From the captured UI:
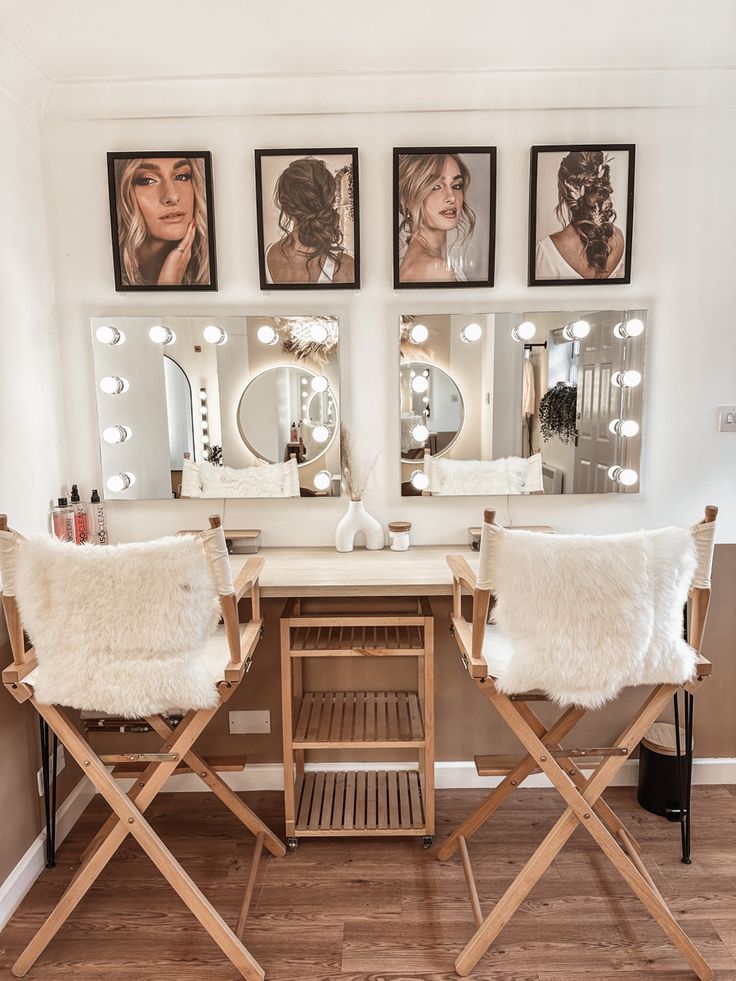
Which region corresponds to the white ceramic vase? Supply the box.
[335,500,384,552]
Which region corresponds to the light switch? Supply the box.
[717,406,736,432]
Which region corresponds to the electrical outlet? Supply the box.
[717,406,736,432]
[229,710,270,734]
[37,745,65,796]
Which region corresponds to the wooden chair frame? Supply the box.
[438,507,717,980]
[1,514,285,981]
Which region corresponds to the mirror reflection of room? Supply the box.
[91,315,341,500]
[399,311,646,496]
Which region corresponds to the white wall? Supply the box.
[35,60,736,546]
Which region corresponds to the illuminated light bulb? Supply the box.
[614,318,644,339]
[411,375,429,393]
[312,425,329,443]
[202,435,210,446]
[201,420,208,432]
[106,472,136,492]
[200,405,208,418]
[461,322,483,343]
[309,322,328,344]
[612,369,642,388]
[608,466,638,487]
[148,324,175,345]
[609,418,640,438]
[257,324,278,345]
[103,425,132,444]
[409,323,429,344]
[99,376,129,395]
[563,319,591,341]
[422,396,429,404]
[301,378,308,386]
[203,324,227,345]
[96,325,124,345]
[411,424,429,443]
[313,470,332,491]
[422,369,429,377]
[410,470,429,491]
[311,375,329,393]
[511,321,536,342]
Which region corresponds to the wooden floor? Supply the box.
[2,786,736,980]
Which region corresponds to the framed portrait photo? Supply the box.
[529,144,635,286]
[106,151,217,292]
[255,148,360,290]
[393,146,496,289]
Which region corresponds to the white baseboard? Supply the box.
[0,776,94,931]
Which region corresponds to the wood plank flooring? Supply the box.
[1,786,735,980]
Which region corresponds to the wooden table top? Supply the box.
[230,545,478,597]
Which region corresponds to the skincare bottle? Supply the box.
[70,484,90,545]
[90,489,108,545]
[51,498,75,542]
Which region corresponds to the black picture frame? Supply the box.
[528,144,635,287]
[106,150,217,292]
[254,148,361,290]
[393,146,496,289]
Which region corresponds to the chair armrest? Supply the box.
[447,555,477,594]
[234,557,265,602]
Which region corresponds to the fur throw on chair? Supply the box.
[478,525,698,708]
[15,535,221,716]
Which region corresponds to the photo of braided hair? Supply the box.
[555,150,617,275]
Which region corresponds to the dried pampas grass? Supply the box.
[340,424,379,501]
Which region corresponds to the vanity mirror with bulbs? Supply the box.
[400,310,646,496]
[91,315,341,500]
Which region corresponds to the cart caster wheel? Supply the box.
[422,836,433,849]
[287,837,299,852]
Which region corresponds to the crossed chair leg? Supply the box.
[437,682,714,981]
[13,698,285,980]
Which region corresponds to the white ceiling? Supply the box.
[1,0,734,83]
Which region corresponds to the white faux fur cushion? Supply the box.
[181,457,203,498]
[479,525,698,708]
[199,458,300,498]
[426,454,543,495]
[15,535,222,716]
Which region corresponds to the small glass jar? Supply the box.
[388,521,412,551]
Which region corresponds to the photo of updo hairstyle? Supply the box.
[556,150,617,275]
[274,158,345,278]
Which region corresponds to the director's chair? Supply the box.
[438,507,717,979]
[0,514,285,980]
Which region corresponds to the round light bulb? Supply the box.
[563,320,591,341]
[148,325,175,345]
[95,325,124,345]
[409,323,429,344]
[203,324,227,345]
[106,472,135,492]
[411,424,429,443]
[614,318,644,339]
[311,375,329,393]
[609,418,640,438]
[313,470,332,491]
[411,375,429,394]
[312,425,329,443]
[410,470,429,491]
[257,324,278,345]
[99,376,129,395]
[608,466,638,487]
[612,369,642,388]
[461,322,483,343]
[309,323,328,344]
[103,425,132,444]
[511,321,536,342]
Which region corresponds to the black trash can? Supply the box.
[637,722,690,820]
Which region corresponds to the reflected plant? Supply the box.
[539,385,578,444]
[206,444,223,466]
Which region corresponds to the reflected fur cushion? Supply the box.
[199,458,300,498]
[426,454,543,495]
[481,526,698,708]
[15,535,220,716]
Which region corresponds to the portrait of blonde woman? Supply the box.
[529,144,635,286]
[394,147,496,289]
[107,151,217,291]
[255,149,360,290]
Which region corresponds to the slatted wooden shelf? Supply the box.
[289,622,425,656]
[294,770,426,836]
[293,691,424,747]
[111,754,247,778]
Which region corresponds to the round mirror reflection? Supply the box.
[400,361,464,461]
[237,366,337,465]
